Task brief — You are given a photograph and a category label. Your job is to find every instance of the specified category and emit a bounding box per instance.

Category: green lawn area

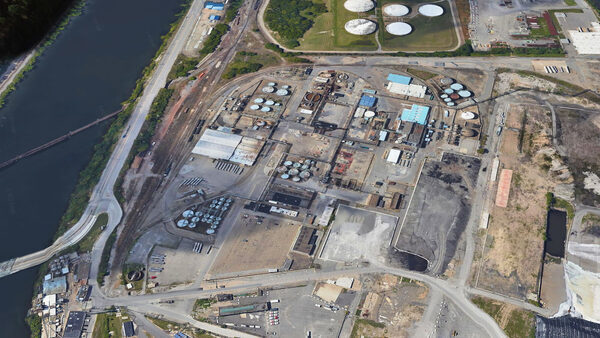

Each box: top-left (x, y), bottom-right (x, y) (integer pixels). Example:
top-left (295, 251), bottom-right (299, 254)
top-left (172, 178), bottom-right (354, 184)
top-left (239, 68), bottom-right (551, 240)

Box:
top-left (121, 263), bottom-right (145, 291)
top-left (564, 0), bottom-right (577, 5)
top-left (529, 17), bottom-right (552, 38)
top-left (378, 0), bottom-right (458, 51)
top-left (77, 213), bottom-right (108, 253)
top-left (194, 298), bottom-right (215, 311)
top-left (406, 67), bottom-right (437, 80)
top-left (93, 313), bottom-right (123, 338)
top-left (297, 0), bottom-right (458, 51)
top-left (222, 51), bottom-right (279, 79)
top-left (297, 0), bottom-right (378, 51)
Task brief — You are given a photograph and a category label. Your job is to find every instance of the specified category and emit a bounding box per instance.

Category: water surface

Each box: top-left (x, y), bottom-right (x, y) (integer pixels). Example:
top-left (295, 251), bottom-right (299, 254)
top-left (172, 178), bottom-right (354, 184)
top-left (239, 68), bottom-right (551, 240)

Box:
top-left (0, 0), bottom-right (184, 335)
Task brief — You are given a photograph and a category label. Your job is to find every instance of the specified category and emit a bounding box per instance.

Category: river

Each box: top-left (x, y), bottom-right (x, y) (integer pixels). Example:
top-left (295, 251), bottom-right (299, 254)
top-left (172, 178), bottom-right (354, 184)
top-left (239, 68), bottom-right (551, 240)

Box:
top-left (0, 0), bottom-right (184, 335)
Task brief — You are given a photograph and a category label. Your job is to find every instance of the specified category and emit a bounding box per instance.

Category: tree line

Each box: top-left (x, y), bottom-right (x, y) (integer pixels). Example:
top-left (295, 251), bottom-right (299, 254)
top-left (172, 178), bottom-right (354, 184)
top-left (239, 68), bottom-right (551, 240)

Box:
top-left (264, 0), bottom-right (326, 48)
top-left (0, 0), bottom-right (74, 58)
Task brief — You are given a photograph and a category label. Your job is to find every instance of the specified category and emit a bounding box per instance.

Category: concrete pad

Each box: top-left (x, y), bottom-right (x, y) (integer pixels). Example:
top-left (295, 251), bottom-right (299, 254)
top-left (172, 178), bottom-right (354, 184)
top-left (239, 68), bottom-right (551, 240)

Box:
top-left (320, 204), bottom-right (398, 264)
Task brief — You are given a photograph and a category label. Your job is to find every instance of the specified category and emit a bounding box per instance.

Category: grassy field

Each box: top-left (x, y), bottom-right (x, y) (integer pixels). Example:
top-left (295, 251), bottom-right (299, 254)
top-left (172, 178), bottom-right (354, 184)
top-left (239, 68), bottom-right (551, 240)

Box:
top-left (93, 313), bottom-right (123, 338)
top-left (298, 0), bottom-right (378, 51)
top-left (121, 263), bottom-right (145, 291)
top-left (378, 0), bottom-right (458, 51)
top-left (406, 67), bottom-right (437, 80)
top-left (297, 0), bottom-right (458, 51)
top-left (529, 17), bottom-right (552, 38)
top-left (472, 296), bottom-right (536, 338)
top-left (76, 213), bottom-right (108, 253)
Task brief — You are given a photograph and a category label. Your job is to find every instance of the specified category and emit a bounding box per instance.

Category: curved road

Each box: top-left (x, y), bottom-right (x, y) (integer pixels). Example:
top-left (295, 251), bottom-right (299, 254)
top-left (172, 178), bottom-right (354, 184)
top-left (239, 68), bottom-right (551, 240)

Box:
top-left (91, 265), bottom-right (512, 337)
top-left (0, 0), bottom-right (207, 278)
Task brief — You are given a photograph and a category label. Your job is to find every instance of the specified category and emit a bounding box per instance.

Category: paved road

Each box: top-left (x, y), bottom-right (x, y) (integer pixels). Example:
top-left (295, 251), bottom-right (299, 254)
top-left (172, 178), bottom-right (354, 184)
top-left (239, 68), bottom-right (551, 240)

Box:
top-left (0, 0), bottom-right (207, 278)
top-left (0, 51), bottom-right (35, 100)
top-left (130, 310), bottom-right (171, 338)
top-left (93, 265), bottom-right (515, 337)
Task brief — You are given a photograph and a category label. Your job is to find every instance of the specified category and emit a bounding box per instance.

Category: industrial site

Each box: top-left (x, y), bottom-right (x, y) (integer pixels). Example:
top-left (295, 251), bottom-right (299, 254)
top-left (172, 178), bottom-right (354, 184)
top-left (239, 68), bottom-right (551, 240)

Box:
top-left (5, 0), bottom-right (600, 336)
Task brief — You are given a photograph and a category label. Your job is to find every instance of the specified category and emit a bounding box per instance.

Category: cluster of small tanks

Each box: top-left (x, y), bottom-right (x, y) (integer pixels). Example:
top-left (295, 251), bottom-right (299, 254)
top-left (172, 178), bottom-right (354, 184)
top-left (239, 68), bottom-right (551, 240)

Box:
top-left (176, 197), bottom-right (233, 234)
top-left (277, 159), bottom-right (314, 182)
top-left (439, 77), bottom-right (472, 107)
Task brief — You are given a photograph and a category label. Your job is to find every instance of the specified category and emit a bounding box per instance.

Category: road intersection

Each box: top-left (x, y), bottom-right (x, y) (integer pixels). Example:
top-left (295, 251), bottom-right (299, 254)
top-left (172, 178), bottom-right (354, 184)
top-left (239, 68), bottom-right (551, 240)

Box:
top-left (3, 0), bottom-right (597, 336)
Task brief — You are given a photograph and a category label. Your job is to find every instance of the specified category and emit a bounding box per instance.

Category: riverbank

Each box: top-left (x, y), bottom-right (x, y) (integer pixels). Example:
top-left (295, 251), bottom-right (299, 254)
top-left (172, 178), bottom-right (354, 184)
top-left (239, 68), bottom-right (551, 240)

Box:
top-left (52, 0), bottom-right (193, 242)
top-left (0, 0), bottom-right (87, 109)
top-left (0, 0), bottom-right (192, 336)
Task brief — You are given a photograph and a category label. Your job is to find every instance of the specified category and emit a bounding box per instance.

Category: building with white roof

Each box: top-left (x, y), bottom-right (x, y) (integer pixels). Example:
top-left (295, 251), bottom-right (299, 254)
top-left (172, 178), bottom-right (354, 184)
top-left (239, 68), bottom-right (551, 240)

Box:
top-left (386, 149), bottom-right (402, 163)
top-left (569, 22), bottom-right (600, 54)
top-left (386, 82), bottom-right (427, 98)
top-left (192, 129), bottom-right (264, 166)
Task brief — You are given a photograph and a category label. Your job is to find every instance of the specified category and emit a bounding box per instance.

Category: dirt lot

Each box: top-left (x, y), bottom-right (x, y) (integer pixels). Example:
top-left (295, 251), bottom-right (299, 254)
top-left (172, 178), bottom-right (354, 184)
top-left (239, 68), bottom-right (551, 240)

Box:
top-left (540, 259), bottom-right (567, 312)
top-left (476, 103), bottom-right (571, 298)
top-left (208, 213), bottom-right (300, 277)
top-left (555, 106), bottom-right (600, 206)
top-left (353, 274), bottom-right (429, 338)
top-left (272, 123), bottom-right (341, 162)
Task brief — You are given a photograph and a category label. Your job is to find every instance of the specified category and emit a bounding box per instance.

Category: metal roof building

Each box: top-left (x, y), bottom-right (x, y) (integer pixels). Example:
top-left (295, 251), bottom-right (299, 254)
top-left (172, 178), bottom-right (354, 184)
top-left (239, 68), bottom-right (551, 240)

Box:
top-left (387, 73), bottom-right (412, 85)
top-left (386, 82), bottom-right (427, 98)
top-left (192, 129), bottom-right (264, 166)
top-left (386, 148), bottom-right (401, 163)
top-left (123, 321), bottom-right (135, 337)
top-left (569, 22), bottom-right (600, 54)
top-left (401, 104), bottom-right (430, 125)
top-left (209, 15), bottom-right (221, 20)
top-left (64, 311), bottom-right (86, 338)
top-left (205, 1), bottom-right (225, 10)
top-left (229, 137), bottom-right (264, 166)
top-left (359, 94), bottom-right (377, 107)
top-left (43, 276), bottom-right (67, 295)
top-left (219, 303), bottom-right (268, 316)
top-left (535, 315), bottom-right (600, 337)
top-left (193, 129), bottom-right (242, 160)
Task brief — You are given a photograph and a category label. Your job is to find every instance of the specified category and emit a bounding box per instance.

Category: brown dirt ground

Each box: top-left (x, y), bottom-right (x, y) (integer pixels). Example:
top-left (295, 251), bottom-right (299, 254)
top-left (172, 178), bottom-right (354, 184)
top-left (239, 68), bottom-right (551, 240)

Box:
top-left (355, 275), bottom-right (429, 337)
top-left (208, 216), bottom-right (300, 276)
top-left (477, 103), bottom-right (571, 297)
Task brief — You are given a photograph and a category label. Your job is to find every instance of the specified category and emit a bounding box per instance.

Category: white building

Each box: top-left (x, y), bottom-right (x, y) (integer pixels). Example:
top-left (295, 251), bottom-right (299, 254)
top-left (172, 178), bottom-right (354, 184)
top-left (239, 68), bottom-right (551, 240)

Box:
top-left (386, 149), bottom-right (401, 164)
top-left (569, 22), bottom-right (600, 54)
top-left (386, 82), bottom-right (427, 98)
top-left (192, 129), bottom-right (263, 166)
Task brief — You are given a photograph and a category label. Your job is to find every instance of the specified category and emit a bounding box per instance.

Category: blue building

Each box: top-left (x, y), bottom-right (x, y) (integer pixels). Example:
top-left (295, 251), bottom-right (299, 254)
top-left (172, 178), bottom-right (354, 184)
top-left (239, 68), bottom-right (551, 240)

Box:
top-left (359, 95), bottom-right (377, 108)
top-left (205, 1), bottom-right (225, 10)
top-left (400, 104), bottom-right (430, 125)
top-left (387, 73), bottom-right (412, 85)
top-left (209, 14), bottom-right (221, 21)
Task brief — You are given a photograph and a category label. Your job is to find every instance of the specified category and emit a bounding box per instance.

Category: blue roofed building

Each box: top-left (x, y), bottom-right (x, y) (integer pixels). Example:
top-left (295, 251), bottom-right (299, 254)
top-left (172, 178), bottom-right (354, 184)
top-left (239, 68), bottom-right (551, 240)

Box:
top-left (209, 14), bottom-right (221, 20)
top-left (387, 73), bottom-right (412, 85)
top-left (401, 104), bottom-right (430, 125)
top-left (43, 276), bottom-right (67, 295)
top-left (359, 95), bottom-right (377, 107)
top-left (205, 1), bottom-right (225, 10)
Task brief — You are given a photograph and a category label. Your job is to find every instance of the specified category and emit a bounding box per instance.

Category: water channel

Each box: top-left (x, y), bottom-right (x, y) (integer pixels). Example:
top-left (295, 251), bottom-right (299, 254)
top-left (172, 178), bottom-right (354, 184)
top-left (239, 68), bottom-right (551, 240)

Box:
top-left (0, 0), bottom-right (184, 335)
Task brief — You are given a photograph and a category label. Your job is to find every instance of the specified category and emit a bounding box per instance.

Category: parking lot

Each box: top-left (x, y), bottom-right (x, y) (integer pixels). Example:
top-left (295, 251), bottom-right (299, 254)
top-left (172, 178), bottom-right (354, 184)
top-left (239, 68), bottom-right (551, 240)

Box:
top-left (266, 284), bottom-right (348, 338)
top-left (148, 239), bottom-right (215, 287)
